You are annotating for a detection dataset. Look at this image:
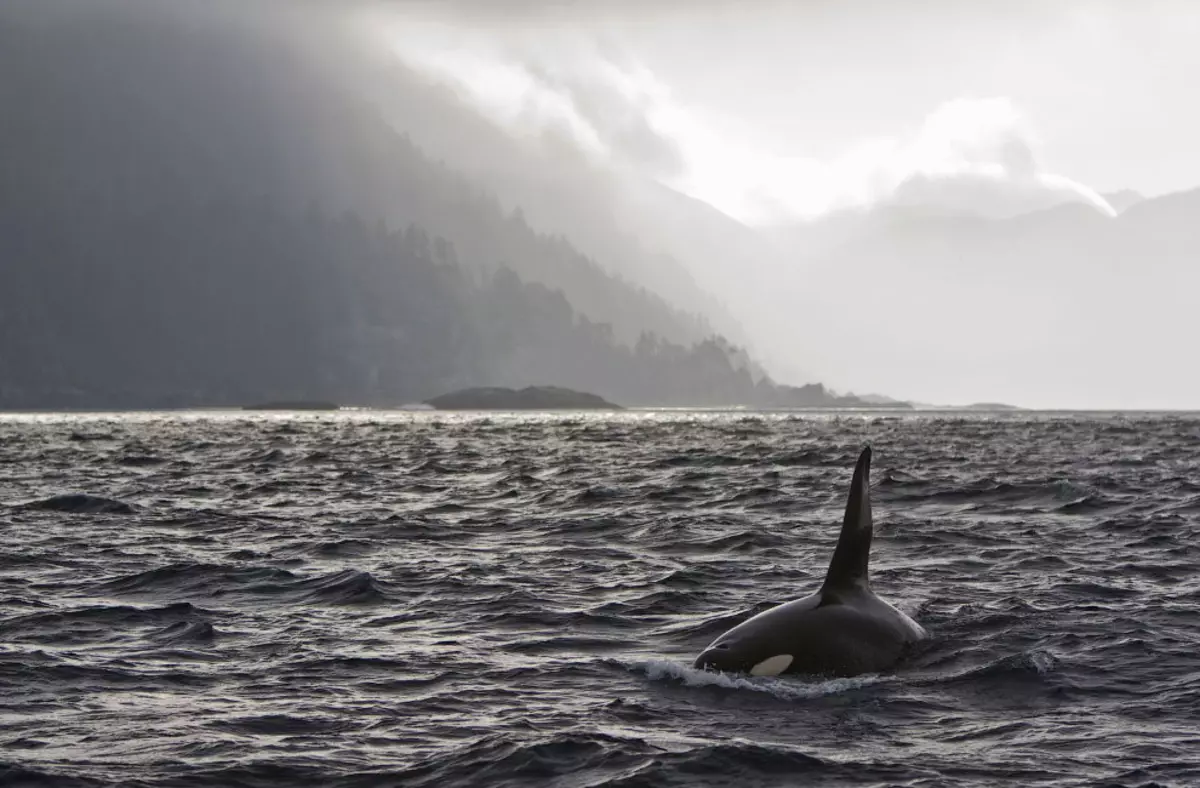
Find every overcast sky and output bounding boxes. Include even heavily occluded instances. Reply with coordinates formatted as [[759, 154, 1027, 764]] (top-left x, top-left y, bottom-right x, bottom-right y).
[[369, 0, 1200, 224]]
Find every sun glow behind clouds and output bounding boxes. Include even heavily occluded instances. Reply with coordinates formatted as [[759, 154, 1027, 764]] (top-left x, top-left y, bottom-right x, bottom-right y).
[[369, 10, 1113, 226], [373, 12, 846, 222], [381, 20, 610, 157]]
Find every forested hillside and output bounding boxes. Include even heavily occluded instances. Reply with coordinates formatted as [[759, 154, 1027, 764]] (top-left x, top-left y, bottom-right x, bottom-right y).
[[0, 2, 711, 346], [0, 1, 879, 410], [0, 189, 856, 409]]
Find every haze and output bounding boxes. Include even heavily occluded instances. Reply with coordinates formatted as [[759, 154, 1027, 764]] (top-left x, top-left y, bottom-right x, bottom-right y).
[[6, 0, 1200, 410], [366, 0, 1200, 409]]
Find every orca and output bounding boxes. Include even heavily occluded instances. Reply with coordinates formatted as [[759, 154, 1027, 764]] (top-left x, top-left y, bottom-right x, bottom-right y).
[[693, 446, 926, 677]]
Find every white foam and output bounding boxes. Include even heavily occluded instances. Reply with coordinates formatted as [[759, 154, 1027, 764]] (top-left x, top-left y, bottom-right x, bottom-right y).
[[631, 659, 887, 700]]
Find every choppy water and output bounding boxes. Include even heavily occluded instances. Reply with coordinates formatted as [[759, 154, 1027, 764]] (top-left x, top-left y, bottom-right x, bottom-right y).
[[1, 410, 1198, 787]]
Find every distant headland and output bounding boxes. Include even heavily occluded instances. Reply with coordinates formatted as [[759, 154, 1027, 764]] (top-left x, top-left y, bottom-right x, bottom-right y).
[[425, 386, 622, 411]]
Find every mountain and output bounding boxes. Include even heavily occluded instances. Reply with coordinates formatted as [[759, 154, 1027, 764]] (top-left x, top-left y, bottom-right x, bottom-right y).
[[0, 0, 882, 410], [0, 182, 884, 410], [1102, 189, 1146, 214], [342, 57, 755, 350], [333, 21, 780, 360], [0, 0, 711, 348], [772, 188, 1200, 408]]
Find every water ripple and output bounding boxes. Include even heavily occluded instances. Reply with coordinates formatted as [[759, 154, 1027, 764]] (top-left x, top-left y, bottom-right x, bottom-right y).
[[1, 410, 1198, 786]]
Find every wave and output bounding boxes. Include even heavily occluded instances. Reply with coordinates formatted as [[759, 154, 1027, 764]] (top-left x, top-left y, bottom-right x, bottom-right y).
[[397, 732, 663, 788], [909, 649, 1062, 693], [772, 449, 829, 466], [208, 713, 359, 736], [148, 620, 217, 645], [283, 569, 391, 605], [0, 602, 212, 644], [0, 655, 216, 693], [242, 447, 289, 464], [596, 741, 850, 786], [312, 539, 375, 557], [589, 589, 697, 617], [394, 729, 907, 788], [68, 431, 115, 443], [17, 494, 136, 515], [628, 659, 888, 700], [694, 529, 787, 552], [89, 563, 297, 597], [0, 764, 107, 787], [501, 635, 629, 654], [651, 454, 756, 469], [87, 564, 390, 605], [878, 476, 1104, 511]]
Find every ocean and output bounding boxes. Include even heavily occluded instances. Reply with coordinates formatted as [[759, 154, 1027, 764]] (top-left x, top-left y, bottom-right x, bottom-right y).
[[1, 410, 1197, 787]]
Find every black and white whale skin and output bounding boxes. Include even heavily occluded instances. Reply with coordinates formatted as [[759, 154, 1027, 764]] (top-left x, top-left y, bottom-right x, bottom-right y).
[[693, 447, 926, 678]]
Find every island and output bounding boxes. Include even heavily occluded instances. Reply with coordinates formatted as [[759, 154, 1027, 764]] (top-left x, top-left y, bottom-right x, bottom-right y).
[[909, 401, 1023, 411], [425, 386, 623, 411], [757, 383, 915, 409]]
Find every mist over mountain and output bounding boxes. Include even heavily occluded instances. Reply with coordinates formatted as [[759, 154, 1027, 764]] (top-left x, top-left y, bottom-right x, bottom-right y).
[[1102, 189, 1147, 215], [348, 7, 819, 380], [0, 0, 880, 410], [364, 14, 1179, 405], [772, 188, 1200, 409], [2, 1, 717, 344], [331, 44, 756, 350], [5, 0, 1196, 410]]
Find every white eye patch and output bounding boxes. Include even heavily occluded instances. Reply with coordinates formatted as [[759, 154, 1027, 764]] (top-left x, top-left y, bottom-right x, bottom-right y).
[[750, 654, 793, 676]]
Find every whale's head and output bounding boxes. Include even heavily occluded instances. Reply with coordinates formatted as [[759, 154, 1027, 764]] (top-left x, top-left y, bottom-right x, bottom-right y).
[[692, 638, 744, 673]]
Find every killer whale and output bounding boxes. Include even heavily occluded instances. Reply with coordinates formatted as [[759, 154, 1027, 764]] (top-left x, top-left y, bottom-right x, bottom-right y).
[[693, 446, 926, 677]]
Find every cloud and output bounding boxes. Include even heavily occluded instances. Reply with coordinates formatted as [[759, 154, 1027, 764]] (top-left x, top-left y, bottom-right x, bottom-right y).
[[376, 14, 687, 178], [522, 60, 686, 179], [877, 97, 1116, 219], [369, 0, 775, 22], [887, 170, 1116, 219], [672, 96, 1115, 224], [369, 2, 1111, 226]]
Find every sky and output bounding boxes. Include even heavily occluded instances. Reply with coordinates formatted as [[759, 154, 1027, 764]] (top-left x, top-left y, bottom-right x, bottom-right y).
[[368, 0, 1200, 226], [355, 0, 1200, 408]]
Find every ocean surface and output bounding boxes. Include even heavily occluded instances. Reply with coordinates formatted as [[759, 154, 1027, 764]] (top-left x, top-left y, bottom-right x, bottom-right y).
[[1, 410, 1198, 787]]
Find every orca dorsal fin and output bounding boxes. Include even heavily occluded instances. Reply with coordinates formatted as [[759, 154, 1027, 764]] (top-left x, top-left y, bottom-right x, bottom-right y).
[[821, 446, 874, 597]]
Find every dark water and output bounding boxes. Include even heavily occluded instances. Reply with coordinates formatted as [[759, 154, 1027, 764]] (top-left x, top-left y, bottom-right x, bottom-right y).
[[2, 411, 1198, 787]]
